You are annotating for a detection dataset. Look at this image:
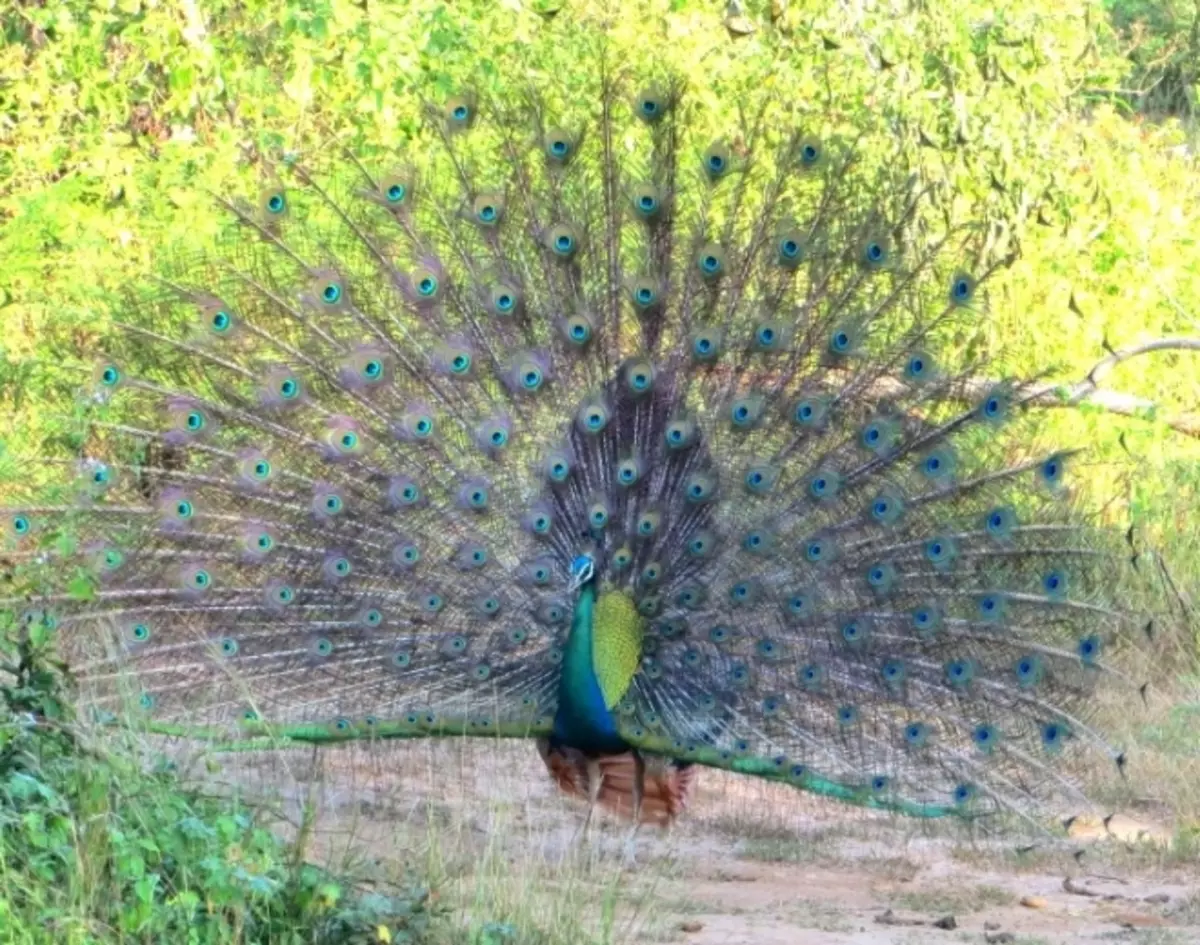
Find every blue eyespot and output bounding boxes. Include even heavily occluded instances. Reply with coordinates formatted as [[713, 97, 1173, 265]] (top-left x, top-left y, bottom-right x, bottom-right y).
[[904, 351, 933, 382], [924, 536, 956, 567], [945, 659, 975, 687], [1015, 654, 1042, 687], [829, 329, 853, 355], [861, 240, 887, 266], [1077, 634, 1101, 665], [1042, 569, 1067, 598], [950, 272, 976, 305], [973, 723, 997, 751], [1040, 453, 1067, 487], [980, 388, 1010, 424], [1041, 721, 1066, 751], [840, 621, 864, 645], [911, 603, 942, 636]]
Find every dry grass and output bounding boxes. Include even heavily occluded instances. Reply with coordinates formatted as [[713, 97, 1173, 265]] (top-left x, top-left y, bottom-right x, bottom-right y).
[[125, 699, 1198, 945]]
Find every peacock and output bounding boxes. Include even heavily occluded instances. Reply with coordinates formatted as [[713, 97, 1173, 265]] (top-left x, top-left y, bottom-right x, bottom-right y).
[[0, 60, 1168, 846]]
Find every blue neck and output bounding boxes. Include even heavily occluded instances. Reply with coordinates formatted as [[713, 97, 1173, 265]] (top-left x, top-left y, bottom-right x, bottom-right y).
[[552, 581, 625, 754]]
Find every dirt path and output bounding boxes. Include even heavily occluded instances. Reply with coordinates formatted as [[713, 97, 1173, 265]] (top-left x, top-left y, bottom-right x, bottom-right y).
[[200, 739, 1197, 945]]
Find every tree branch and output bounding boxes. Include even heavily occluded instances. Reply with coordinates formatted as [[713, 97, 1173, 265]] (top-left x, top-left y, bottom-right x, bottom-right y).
[[867, 338, 1200, 439], [1004, 338, 1200, 439], [1067, 338, 1200, 403]]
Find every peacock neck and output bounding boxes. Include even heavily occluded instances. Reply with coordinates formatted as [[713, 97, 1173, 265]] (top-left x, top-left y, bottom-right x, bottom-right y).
[[553, 580, 627, 754], [563, 582, 597, 687]]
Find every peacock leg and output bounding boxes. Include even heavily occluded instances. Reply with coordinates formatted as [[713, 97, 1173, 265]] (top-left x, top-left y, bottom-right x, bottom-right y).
[[581, 756, 604, 844], [623, 750, 647, 864], [630, 749, 646, 824]]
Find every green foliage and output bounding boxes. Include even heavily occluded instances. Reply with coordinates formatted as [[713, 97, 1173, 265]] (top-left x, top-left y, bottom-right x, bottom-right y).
[[0, 615, 438, 945], [1, 1, 1196, 549], [1103, 0, 1200, 117]]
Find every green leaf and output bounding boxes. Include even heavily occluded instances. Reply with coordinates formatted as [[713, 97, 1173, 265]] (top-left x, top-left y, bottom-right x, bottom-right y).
[[67, 575, 96, 602]]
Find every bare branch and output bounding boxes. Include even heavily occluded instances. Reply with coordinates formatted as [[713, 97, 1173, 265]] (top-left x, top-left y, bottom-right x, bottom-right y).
[[1065, 338, 1200, 404], [1011, 338, 1200, 439], [870, 337, 1200, 440]]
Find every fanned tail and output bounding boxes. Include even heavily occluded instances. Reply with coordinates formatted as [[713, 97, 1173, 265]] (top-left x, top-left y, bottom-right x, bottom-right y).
[[0, 55, 1172, 846]]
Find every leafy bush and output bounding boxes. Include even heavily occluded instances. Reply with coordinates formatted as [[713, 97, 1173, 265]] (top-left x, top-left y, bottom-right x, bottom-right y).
[[1103, 0, 1200, 117], [0, 612, 439, 945]]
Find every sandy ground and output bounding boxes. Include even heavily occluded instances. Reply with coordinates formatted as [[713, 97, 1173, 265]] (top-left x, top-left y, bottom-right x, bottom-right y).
[[188, 738, 1197, 945]]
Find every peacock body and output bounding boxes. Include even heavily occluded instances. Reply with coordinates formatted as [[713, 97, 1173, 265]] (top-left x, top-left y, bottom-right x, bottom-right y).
[[1, 62, 1164, 840]]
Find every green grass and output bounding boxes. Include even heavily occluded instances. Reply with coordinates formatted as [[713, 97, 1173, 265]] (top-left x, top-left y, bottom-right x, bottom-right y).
[[0, 632, 438, 945], [0, 0, 1198, 941]]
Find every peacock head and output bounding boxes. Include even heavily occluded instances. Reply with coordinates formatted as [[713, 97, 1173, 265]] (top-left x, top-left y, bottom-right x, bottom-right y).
[[568, 552, 596, 592]]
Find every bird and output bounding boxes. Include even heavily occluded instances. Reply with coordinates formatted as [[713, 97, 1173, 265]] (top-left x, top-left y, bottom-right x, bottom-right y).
[[0, 61, 1164, 846]]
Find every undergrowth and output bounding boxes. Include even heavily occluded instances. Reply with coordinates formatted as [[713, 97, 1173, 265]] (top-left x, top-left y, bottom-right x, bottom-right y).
[[0, 611, 439, 945]]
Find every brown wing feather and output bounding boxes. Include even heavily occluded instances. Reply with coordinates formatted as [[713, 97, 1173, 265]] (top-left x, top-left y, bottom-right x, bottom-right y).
[[537, 740, 698, 826]]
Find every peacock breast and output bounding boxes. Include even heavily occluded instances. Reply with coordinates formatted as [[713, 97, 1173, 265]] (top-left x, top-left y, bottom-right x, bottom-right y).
[[591, 589, 644, 711]]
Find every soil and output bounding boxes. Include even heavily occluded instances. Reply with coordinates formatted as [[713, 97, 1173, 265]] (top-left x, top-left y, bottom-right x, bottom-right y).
[[203, 739, 1197, 945]]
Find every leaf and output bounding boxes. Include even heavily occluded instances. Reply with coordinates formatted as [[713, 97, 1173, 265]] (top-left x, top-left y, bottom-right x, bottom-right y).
[[67, 575, 96, 602]]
